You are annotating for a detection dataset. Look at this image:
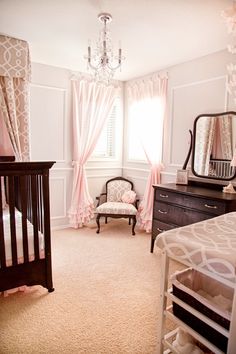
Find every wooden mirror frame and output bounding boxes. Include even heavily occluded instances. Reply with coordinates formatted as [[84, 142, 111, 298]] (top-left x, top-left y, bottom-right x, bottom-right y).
[[191, 111, 236, 181]]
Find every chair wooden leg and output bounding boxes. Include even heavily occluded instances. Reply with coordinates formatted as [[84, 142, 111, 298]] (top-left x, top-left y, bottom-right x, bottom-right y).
[[128, 218, 131, 225], [96, 215, 101, 234], [150, 234, 156, 253], [105, 217, 108, 224], [132, 216, 136, 236]]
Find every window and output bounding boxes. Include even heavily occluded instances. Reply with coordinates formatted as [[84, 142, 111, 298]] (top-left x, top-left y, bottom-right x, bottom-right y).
[[92, 99, 119, 158], [128, 97, 164, 162]]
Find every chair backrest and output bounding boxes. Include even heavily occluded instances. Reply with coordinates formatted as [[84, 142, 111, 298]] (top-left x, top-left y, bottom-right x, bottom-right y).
[[106, 177, 133, 202]]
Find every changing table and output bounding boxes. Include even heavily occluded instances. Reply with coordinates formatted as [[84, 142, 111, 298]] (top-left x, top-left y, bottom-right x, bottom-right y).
[[155, 211, 236, 353]]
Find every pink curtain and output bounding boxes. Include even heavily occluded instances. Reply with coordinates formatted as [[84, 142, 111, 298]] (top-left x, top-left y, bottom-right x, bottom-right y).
[[211, 118, 223, 160], [194, 117, 216, 175], [127, 74, 168, 232], [0, 35, 31, 161], [68, 78, 119, 228], [211, 115, 233, 160]]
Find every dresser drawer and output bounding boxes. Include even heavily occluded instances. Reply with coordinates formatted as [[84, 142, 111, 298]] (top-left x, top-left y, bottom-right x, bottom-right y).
[[153, 201, 213, 226], [190, 197, 226, 215], [155, 189, 182, 204], [152, 220, 176, 236], [155, 190, 226, 215], [151, 183, 236, 253]]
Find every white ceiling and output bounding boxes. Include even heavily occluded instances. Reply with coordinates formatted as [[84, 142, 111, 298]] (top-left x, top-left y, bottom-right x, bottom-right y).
[[0, 0, 232, 81]]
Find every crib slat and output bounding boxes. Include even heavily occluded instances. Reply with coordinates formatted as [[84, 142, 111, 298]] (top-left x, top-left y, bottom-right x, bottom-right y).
[[31, 175, 39, 260], [8, 176, 18, 266], [20, 176, 29, 263], [0, 177, 6, 268], [38, 175, 43, 233], [43, 172, 53, 290], [27, 176, 32, 225]]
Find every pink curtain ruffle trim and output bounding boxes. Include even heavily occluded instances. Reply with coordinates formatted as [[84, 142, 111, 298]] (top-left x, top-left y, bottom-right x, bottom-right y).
[[137, 219, 152, 233], [137, 205, 152, 233], [68, 204, 94, 228]]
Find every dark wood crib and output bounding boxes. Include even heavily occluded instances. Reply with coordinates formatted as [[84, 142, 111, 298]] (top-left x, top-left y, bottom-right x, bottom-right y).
[[0, 156, 55, 293]]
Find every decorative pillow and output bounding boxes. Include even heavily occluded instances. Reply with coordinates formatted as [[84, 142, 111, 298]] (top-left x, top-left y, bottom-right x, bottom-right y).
[[121, 190, 136, 204]]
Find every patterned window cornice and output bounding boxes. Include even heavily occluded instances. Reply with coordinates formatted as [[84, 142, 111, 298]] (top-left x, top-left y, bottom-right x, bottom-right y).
[[0, 35, 31, 81]]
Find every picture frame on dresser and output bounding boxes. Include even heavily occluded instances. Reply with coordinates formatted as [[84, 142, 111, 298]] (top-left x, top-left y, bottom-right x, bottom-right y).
[[176, 169, 188, 185]]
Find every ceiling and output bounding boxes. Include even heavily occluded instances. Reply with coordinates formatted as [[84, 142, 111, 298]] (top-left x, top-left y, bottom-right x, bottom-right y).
[[0, 0, 232, 81]]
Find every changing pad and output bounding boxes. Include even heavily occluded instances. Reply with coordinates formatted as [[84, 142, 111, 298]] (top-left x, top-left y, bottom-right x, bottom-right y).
[[155, 211, 236, 283]]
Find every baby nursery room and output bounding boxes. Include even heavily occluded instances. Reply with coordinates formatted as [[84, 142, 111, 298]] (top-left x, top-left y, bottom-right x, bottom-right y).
[[1, 0, 236, 353]]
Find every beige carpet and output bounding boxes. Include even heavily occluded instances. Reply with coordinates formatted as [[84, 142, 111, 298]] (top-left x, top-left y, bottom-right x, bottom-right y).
[[0, 219, 181, 354]]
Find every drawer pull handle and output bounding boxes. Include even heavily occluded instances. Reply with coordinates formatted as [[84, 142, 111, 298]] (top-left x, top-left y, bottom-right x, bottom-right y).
[[159, 193, 168, 198], [158, 209, 167, 214], [204, 204, 218, 209], [157, 227, 164, 232]]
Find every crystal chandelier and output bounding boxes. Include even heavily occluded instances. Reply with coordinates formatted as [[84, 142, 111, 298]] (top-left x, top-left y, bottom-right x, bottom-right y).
[[85, 13, 124, 84]]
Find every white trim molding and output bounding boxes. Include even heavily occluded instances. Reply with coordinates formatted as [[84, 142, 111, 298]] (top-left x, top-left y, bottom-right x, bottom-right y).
[[49, 176, 67, 220], [30, 83, 67, 163], [168, 75, 228, 168]]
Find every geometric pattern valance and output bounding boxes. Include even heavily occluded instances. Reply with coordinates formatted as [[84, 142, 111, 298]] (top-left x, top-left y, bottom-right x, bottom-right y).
[[0, 35, 31, 80]]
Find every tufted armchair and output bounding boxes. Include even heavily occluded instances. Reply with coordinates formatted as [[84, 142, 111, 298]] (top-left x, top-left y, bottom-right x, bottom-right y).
[[95, 177, 138, 235]]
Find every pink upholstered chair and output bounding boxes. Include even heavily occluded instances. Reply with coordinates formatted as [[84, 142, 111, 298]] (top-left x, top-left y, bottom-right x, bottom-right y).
[[95, 177, 138, 235]]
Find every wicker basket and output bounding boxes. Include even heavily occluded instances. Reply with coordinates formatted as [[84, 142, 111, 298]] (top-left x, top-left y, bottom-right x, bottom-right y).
[[171, 268, 233, 352]]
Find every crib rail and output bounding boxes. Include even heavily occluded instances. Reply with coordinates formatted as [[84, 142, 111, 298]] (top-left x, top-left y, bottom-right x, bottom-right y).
[[209, 159, 235, 179], [0, 160, 55, 292]]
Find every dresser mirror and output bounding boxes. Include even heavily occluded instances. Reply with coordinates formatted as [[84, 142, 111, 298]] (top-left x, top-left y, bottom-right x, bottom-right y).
[[191, 111, 236, 180]]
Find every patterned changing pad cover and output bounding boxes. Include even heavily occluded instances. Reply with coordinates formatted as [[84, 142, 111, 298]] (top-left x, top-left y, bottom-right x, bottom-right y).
[[155, 212, 236, 283]]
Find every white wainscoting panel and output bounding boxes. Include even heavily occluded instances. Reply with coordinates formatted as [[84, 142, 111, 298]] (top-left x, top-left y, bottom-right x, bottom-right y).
[[30, 84, 66, 162], [49, 176, 67, 220], [169, 76, 227, 168], [123, 167, 149, 200]]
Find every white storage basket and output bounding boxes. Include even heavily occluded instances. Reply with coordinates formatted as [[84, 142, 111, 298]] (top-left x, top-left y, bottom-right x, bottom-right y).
[[171, 268, 233, 352]]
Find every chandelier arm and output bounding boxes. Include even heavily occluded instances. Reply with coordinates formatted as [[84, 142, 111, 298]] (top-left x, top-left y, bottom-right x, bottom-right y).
[[107, 49, 122, 70], [107, 63, 122, 71], [107, 60, 122, 70], [87, 45, 102, 70], [88, 61, 102, 71]]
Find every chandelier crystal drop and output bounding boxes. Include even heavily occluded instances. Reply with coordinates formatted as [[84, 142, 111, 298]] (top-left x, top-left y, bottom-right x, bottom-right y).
[[84, 13, 125, 84]]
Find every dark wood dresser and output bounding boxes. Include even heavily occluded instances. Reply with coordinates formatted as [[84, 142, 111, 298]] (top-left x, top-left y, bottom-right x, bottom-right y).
[[151, 182, 236, 252]]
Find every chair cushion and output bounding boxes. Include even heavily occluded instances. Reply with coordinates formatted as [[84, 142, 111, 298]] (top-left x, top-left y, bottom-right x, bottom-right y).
[[96, 202, 137, 215]]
